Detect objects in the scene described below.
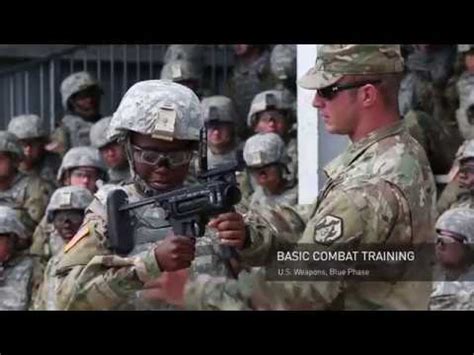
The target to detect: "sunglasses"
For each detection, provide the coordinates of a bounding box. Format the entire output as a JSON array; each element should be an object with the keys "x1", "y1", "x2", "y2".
[
  {"x1": 317, "y1": 80, "x2": 382, "y2": 100},
  {"x1": 436, "y1": 231, "x2": 467, "y2": 246}
]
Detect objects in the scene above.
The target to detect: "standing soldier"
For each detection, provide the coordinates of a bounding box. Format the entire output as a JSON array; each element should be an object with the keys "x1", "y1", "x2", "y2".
[
  {"x1": 270, "y1": 44, "x2": 297, "y2": 96},
  {"x1": 53, "y1": 80, "x2": 238, "y2": 310},
  {"x1": 32, "y1": 186, "x2": 93, "y2": 310},
  {"x1": 149, "y1": 45, "x2": 437, "y2": 311},
  {"x1": 0, "y1": 206, "x2": 34, "y2": 310},
  {"x1": 90, "y1": 116, "x2": 131, "y2": 184},
  {"x1": 225, "y1": 44, "x2": 275, "y2": 140},
  {"x1": 8, "y1": 114, "x2": 61, "y2": 188},
  {"x1": 430, "y1": 208, "x2": 474, "y2": 310},
  {"x1": 49, "y1": 71, "x2": 103, "y2": 155}
]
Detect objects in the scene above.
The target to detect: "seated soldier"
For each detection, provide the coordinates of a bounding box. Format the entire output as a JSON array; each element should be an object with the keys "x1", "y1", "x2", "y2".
[
  {"x1": 7, "y1": 114, "x2": 61, "y2": 188},
  {"x1": 32, "y1": 186, "x2": 93, "y2": 310},
  {"x1": 243, "y1": 132, "x2": 297, "y2": 211},
  {"x1": 0, "y1": 131, "x2": 53, "y2": 249},
  {"x1": 437, "y1": 139, "x2": 474, "y2": 215},
  {"x1": 29, "y1": 146, "x2": 107, "y2": 267},
  {"x1": 430, "y1": 207, "x2": 474, "y2": 310},
  {"x1": 0, "y1": 206, "x2": 34, "y2": 310},
  {"x1": 241, "y1": 89, "x2": 297, "y2": 200},
  {"x1": 201, "y1": 96, "x2": 243, "y2": 169},
  {"x1": 90, "y1": 116, "x2": 131, "y2": 184}
]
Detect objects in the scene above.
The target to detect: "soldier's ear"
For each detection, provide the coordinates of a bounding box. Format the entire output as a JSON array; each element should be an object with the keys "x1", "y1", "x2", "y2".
[{"x1": 359, "y1": 84, "x2": 378, "y2": 108}]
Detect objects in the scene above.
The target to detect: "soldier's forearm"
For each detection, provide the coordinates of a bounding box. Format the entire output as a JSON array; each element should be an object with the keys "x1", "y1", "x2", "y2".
[{"x1": 56, "y1": 249, "x2": 162, "y2": 310}]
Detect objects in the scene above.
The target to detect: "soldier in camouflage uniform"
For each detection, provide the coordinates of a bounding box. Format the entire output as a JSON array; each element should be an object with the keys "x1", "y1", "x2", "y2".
[
  {"x1": 430, "y1": 208, "x2": 474, "y2": 310},
  {"x1": 201, "y1": 95, "x2": 243, "y2": 169},
  {"x1": 241, "y1": 89, "x2": 298, "y2": 201},
  {"x1": 225, "y1": 45, "x2": 275, "y2": 140},
  {"x1": 444, "y1": 45, "x2": 474, "y2": 128},
  {"x1": 29, "y1": 146, "x2": 107, "y2": 271},
  {"x1": 455, "y1": 85, "x2": 474, "y2": 141},
  {"x1": 400, "y1": 49, "x2": 463, "y2": 177},
  {"x1": 149, "y1": 45, "x2": 437, "y2": 310},
  {"x1": 160, "y1": 59, "x2": 203, "y2": 97},
  {"x1": 7, "y1": 114, "x2": 61, "y2": 188},
  {"x1": 270, "y1": 44, "x2": 297, "y2": 96},
  {"x1": 437, "y1": 139, "x2": 474, "y2": 215},
  {"x1": 242, "y1": 132, "x2": 297, "y2": 211},
  {"x1": 0, "y1": 206, "x2": 34, "y2": 310},
  {"x1": 90, "y1": 116, "x2": 131, "y2": 185},
  {"x1": 53, "y1": 80, "x2": 239, "y2": 310},
  {"x1": 48, "y1": 72, "x2": 103, "y2": 156},
  {"x1": 32, "y1": 186, "x2": 93, "y2": 310},
  {"x1": 0, "y1": 131, "x2": 53, "y2": 248}
]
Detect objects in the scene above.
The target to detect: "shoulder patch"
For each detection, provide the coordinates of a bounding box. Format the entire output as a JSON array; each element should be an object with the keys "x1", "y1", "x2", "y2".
[
  {"x1": 64, "y1": 225, "x2": 90, "y2": 253},
  {"x1": 314, "y1": 215, "x2": 343, "y2": 244}
]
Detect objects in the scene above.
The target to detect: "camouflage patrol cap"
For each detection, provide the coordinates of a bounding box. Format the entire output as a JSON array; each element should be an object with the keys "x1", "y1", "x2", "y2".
[
  {"x1": 458, "y1": 45, "x2": 474, "y2": 53},
  {"x1": 8, "y1": 114, "x2": 46, "y2": 140},
  {"x1": 60, "y1": 71, "x2": 100, "y2": 109},
  {"x1": 0, "y1": 206, "x2": 27, "y2": 241},
  {"x1": 436, "y1": 207, "x2": 474, "y2": 244},
  {"x1": 90, "y1": 116, "x2": 115, "y2": 149},
  {"x1": 298, "y1": 45, "x2": 404, "y2": 90},
  {"x1": 0, "y1": 131, "x2": 24, "y2": 159},
  {"x1": 163, "y1": 45, "x2": 204, "y2": 66},
  {"x1": 108, "y1": 80, "x2": 203, "y2": 142},
  {"x1": 270, "y1": 45, "x2": 296, "y2": 81},
  {"x1": 57, "y1": 146, "x2": 107, "y2": 181},
  {"x1": 46, "y1": 186, "x2": 93, "y2": 216},
  {"x1": 201, "y1": 96, "x2": 237, "y2": 124},
  {"x1": 247, "y1": 89, "x2": 295, "y2": 127},
  {"x1": 160, "y1": 59, "x2": 201, "y2": 82},
  {"x1": 243, "y1": 132, "x2": 287, "y2": 167}
]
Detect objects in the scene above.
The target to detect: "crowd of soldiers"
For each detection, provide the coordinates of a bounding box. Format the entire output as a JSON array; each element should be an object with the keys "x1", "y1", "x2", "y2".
[{"x1": 0, "y1": 44, "x2": 472, "y2": 311}]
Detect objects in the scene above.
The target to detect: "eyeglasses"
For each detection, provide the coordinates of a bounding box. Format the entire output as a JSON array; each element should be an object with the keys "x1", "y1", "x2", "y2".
[
  {"x1": 131, "y1": 144, "x2": 193, "y2": 168},
  {"x1": 317, "y1": 80, "x2": 382, "y2": 100},
  {"x1": 53, "y1": 210, "x2": 85, "y2": 226},
  {"x1": 70, "y1": 169, "x2": 99, "y2": 180},
  {"x1": 206, "y1": 121, "x2": 234, "y2": 131}
]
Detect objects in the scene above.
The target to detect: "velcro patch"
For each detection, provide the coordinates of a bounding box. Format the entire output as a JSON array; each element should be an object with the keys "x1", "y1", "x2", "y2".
[
  {"x1": 64, "y1": 225, "x2": 90, "y2": 253},
  {"x1": 314, "y1": 215, "x2": 343, "y2": 244}
]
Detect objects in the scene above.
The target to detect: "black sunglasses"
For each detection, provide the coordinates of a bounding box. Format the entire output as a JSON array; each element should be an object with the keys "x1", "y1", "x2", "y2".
[{"x1": 317, "y1": 80, "x2": 382, "y2": 100}]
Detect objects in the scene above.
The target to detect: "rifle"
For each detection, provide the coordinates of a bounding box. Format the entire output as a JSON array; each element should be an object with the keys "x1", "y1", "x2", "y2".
[{"x1": 107, "y1": 162, "x2": 242, "y2": 257}]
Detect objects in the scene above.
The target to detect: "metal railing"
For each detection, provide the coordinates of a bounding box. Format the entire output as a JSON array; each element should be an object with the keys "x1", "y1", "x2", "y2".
[{"x1": 0, "y1": 44, "x2": 234, "y2": 131}]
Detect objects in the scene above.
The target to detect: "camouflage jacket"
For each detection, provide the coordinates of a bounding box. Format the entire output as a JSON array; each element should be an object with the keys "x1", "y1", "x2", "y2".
[
  {"x1": 225, "y1": 52, "x2": 275, "y2": 139},
  {"x1": 53, "y1": 182, "x2": 238, "y2": 310},
  {"x1": 183, "y1": 121, "x2": 437, "y2": 310},
  {"x1": 0, "y1": 172, "x2": 53, "y2": 239},
  {"x1": 248, "y1": 184, "x2": 298, "y2": 211},
  {"x1": 403, "y1": 109, "x2": 462, "y2": 175},
  {"x1": 0, "y1": 255, "x2": 34, "y2": 310},
  {"x1": 50, "y1": 114, "x2": 94, "y2": 156},
  {"x1": 32, "y1": 252, "x2": 63, "y2": 310},
  {"x1": 21, "y1": 152, "x2": 61, "y2": 189},
  {"x1": 430, "y1": 265, "x2": 474, "y2": 310},
  {"x1": 107, "y1": 166, "x2": 132, "y2": 185}
]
